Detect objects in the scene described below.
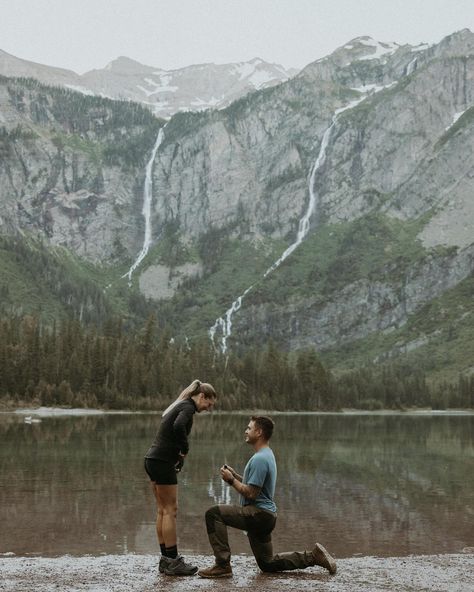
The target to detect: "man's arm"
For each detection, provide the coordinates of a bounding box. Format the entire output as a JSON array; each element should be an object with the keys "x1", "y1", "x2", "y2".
[
  {"x1": 231, "y1": 480, "x2": 261, "y2": 501},
  {"x1": 220, "y1": 466, "x2": 261, "y2": 500}
]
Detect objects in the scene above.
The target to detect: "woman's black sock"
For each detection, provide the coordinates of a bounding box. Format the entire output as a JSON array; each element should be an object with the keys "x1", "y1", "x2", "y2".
[
  {"x1": 166, "y1": 545, "x2": 178, "y2": 559},
  {"x1": 160, "y1": 543, "x2": 167, "y2": 556}
]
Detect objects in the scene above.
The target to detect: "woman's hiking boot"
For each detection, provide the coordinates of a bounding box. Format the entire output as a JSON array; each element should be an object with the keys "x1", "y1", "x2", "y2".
[
  {"x1": 163, "y1": 555, "x2": 198, "y2": 576},
  {"x1": 159, "y1": 556, "x2": 172, "y2": 573}
]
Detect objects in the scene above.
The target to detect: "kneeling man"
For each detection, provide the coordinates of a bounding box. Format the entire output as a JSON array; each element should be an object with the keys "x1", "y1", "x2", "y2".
[{"x1": 198, "y1": 415, "x2": 336, "y2": 578}]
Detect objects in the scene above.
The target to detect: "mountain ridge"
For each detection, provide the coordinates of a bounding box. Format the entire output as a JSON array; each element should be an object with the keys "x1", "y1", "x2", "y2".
[
  {"x1": 0, "y1": 30, "x2": 473, "y2": 382},
  {"x1": 0, "y1": 49, "x2": 296, "y2": 117}
]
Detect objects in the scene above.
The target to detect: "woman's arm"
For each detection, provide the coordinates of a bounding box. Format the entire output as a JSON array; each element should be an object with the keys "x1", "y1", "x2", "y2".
[{"x1": 172, "y1": 405, "x2": 194, "y2": 454}]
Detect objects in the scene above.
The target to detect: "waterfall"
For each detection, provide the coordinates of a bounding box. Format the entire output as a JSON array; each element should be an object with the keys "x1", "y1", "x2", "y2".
[
  {"x1": 122, "y1": 125, "x2": 165, "y2": 283},
  {"x1": 406, "y1": 57, "x2": 417, "y2": 76},
  {"x1": 209, "y1": 96, "x2": 366, "y2": 353},
  {"x1": 209, "y1": 286, "x2": 253, "y2": 352}
]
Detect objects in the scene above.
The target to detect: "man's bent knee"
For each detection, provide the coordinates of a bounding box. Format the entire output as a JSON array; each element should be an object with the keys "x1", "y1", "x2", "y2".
[{"x1": 205, "y1": 505, "x2": 221, "y2": 534}]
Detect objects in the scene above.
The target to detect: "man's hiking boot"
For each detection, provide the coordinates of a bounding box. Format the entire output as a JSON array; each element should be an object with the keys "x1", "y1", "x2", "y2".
[
  {"x1": 198, "y1": 563, "x2": 233, "y2": 578},
  {"x1": 312, "y1": 542, "x2": 337, "y2": 575},
  {"x1": 159, "y1": 556, "x2": 172, "y2": 573},
  {"x1": 163, "y1": 555, "x2": 198, "y2": 576}
]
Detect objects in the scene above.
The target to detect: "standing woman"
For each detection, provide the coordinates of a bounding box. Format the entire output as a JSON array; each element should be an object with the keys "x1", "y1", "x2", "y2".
[{"x1": 144, "y1": 379, "x2": 217, "y2": 576}]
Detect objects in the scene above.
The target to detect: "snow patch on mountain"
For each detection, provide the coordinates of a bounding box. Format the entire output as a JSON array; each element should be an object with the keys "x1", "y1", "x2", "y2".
[
  {"x1": 357, "y1": 38, "x2": 400, "y2": 60},
  {"x1": 190, "y1": 96, "x2": 222, "y2": 107},
  {"x1": 411, "y1": 43, "x2": 431, "y2": 53},
  {"x1": 445, "y1": 109, "x2": 468, "y2": 130},
  {"x1": 351, "y1": 82, "x2": 396, "y2": 93},
  {"x1": 64, "y1": 84, "x2": 96, "y2": 96}
]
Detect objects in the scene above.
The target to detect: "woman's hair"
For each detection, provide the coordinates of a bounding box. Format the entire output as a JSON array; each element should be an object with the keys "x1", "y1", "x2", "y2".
[{"x1": 162, "y1": 379, "x2": 217, "y2": 416}]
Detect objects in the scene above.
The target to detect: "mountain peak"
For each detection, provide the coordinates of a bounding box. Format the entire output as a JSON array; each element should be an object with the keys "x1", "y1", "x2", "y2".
[
  {"x1": 348, "y1": 35, "x2": 376, "y2": 44},
  {"x1": 104, "y1": 56, "x2": 153, "y2": 73},
  {"x1": 433, "y1": 28, "x2": 474, "y2": 58},
  {"x1": 342, "y1": 37, "x2": 399, "y2": 52}
]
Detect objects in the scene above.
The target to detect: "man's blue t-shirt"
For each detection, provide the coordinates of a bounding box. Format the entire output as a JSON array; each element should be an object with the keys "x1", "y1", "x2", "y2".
[{"x1": 241, "y1": 446, "x2": 277, "y2": 513}]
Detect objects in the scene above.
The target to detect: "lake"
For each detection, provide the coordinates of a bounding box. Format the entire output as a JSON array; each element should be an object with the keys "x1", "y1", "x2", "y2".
[{"x1": 0, "y1": 411, "x2": 473, "y2": 558}]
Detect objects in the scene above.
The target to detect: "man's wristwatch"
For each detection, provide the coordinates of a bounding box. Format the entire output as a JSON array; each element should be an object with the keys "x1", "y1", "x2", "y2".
[{"x1": 228, "y1": 477, "x2": 234, "y2": 485}]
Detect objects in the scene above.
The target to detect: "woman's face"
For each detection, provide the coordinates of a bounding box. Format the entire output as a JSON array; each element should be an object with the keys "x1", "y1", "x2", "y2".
[{"x1": 195, "y1": 392, "x2": 216, "y2": 412}]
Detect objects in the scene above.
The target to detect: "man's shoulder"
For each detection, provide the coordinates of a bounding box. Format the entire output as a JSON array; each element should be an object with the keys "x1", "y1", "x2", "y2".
[{"x1": 252, "y1": 447, "x2": 276, "y2": 465}]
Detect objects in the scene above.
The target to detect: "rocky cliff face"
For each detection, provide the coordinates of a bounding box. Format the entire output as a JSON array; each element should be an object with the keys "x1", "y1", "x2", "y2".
[
  {"x1": 1, "y1": 30, "x2": 474, "y2": 372},
  {"x1": 142, "y1": 31, "x2": 474, "y2": 357},
  {"x1": 151, "y1": 31, "x2": 474, "y2": 238},
  {"x1": 238, "y1": 244, "x2": 474, "y2": 351},
  {"x1": 0, "y1": 79, "x2": 162, "y2": 262}
]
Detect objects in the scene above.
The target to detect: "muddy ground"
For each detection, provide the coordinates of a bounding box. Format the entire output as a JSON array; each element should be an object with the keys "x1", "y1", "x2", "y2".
[{"x1": 1, "y1": 552, "x2": 473, "y2": 592}]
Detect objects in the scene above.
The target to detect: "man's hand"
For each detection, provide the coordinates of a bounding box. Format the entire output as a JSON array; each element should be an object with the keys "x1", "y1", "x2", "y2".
[
  {"x1": 220, "y1": 466, "x2": 234, "y2": 484},
  {"x1": 223, "y1": 464, "x2": 236, "y2": 476}
]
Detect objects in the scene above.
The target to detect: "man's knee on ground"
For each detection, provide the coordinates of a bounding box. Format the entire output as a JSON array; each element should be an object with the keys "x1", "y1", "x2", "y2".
[
  {"x1": 256, "y1": 559, "x2": 279, "y2": 573},
  {"x1": 205, "y1": 505, "x2": 221, "y2": 534}
]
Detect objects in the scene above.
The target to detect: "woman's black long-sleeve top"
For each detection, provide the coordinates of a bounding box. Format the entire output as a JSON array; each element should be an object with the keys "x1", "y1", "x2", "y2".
[{"x1": 145, "y1": 399, "x2": 197, "y2": 463}]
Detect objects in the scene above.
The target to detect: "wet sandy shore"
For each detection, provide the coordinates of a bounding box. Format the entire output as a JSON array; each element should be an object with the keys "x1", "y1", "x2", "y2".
[{"x1": 1, "y1": 552, "x2": 473, "y2": 592}]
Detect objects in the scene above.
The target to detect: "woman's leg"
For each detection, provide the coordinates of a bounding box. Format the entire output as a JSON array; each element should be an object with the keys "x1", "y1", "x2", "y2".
[
  {"x1": 151, "y1": 482, "x2": 164, "y2": 547},
  {"x1": 155, "y1": 484, "x2": 178, "y2": 549},
  {"x1": 154, "y1": 483, "x2": 197, "y2": 576}
]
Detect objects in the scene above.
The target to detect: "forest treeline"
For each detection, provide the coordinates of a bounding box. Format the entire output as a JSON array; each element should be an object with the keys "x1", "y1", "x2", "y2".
[{"x1": 0, "y1": 314, "x2": 472, "y2": 411}]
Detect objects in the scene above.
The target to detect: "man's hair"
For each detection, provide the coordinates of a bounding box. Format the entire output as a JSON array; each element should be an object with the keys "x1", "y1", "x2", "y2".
[{"x1": 251, "y1": 415, "x2": 274, "y2": 441}]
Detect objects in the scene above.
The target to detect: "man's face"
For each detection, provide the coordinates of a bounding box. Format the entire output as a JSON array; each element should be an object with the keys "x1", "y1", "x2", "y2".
[{"x1": 245, "y1": 420, "x2": 261, "y2": 445}]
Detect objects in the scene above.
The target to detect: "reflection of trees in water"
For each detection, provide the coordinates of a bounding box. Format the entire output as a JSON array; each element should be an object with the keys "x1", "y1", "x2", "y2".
[
  {"x1": 0, "y1": 414, "x2": 160, "y2": 555},
  {"x1": 0, "y1": 414, "x2": 473, "y2": 556}
]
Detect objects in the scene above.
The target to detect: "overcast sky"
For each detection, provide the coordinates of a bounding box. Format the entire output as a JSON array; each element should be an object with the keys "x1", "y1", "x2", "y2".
[{"x1": 1, "y1": 0, "x2": 473, "y2": 73}]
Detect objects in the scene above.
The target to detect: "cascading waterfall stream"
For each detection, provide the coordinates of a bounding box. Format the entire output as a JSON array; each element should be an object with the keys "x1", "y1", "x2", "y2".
[
  {"x1": 209, "y1": 92, "x2": 390, "y2": 353},
  {"x1": 406, "y1": 57, "x2": 417, "y2": 76},
  {"x1": 122, "y1": 125, "x2": 165, "y2": 283}
]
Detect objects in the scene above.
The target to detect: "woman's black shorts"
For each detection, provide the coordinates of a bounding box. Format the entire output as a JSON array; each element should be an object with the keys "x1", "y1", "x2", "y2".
[{"x1": 144, "y1": 458, "x2": 177, "y2": 485}]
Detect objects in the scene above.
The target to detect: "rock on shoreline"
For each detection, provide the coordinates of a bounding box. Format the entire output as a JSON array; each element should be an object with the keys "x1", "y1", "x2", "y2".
[{"x1": 1, "y1": 553, "x2": 473, "y2": 592}]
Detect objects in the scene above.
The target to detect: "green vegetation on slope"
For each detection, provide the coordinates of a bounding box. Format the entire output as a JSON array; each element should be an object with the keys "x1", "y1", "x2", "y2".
[
  {"x1": 149, "y1": 226, "x2": 287, "y2": 339},
  {"x1": 248, "y1": 213, "x2": 429, "y2": 306},
  {"x1": 0, "y1": 235, "x2": 156, "y2": 327},
  {"x1": 3, "y1": 76, "x2": 165, "y2": 170}
]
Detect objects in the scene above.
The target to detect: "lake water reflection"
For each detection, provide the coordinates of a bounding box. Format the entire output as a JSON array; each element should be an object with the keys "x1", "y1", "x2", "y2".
[{"x1": 0, "y1": 412, "x2": 473, "y2": 558}]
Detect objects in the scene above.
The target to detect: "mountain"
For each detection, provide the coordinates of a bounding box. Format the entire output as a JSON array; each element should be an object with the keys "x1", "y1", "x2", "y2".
[
  {"x1": 0, "y1": 30, "x2": 474, "y2": 383},
  {"x1": 0, "y1": 49, "x2": 296, "y2": 117},
  {"x1": 0, "y1": 49, "x2": 81, "y2": 86}
]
